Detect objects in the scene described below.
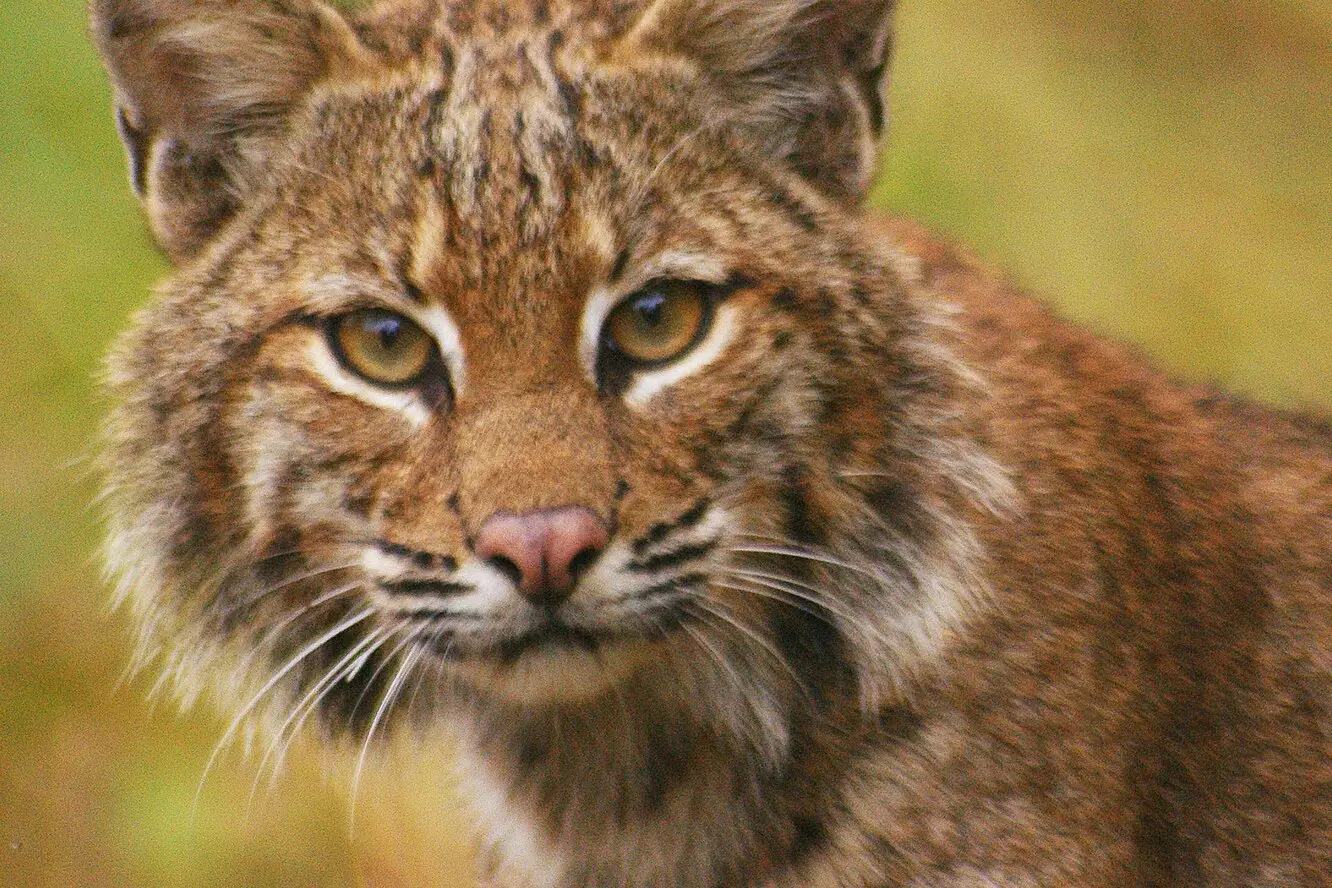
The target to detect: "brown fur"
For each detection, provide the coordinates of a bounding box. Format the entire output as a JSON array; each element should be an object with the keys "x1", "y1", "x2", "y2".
[{"x1": 92, "y1": 1, "x2": 1332, "y2": 885}]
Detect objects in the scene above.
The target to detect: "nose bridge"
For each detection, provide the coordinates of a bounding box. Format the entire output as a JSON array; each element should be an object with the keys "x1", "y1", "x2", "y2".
[{"x1": 453, "y1": 385, "x2": 616, "y2": 527}]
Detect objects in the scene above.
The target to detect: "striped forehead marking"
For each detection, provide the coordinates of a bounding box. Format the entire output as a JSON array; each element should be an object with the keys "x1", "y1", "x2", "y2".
[{"x1": 426, "y1": 34, "x2": 582, "y2": 241}]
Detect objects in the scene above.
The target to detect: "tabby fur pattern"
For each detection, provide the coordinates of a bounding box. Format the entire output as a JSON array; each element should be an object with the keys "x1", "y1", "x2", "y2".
[{"x1": 92, "y1": 0, "x2": 1332, "y2": 885}]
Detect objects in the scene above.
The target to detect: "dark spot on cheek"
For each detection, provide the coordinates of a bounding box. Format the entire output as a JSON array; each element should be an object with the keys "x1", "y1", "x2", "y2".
[
  {"x1": 518, "y1": 166, "x2": 542, "y2": 210},
  {"x1": 866, "y1": 478, "x2": 928, "y2": 542},
  {"x1": 609, "y1": 248, "x2": 631, "y2": 282},
  {"x1": 817, "y1": 289, "x2": 838, "y2": 319},
  {"x1": 515, "y1": 728, "x2": 550, "y2": 769},
  {"x1": 167, "y1": 507, "x2": 215, "y2": 566},
  {"x1": 773, "y1": 330, "x2": 794, "y2": 351},
  {"x1": 446, "y1": 493, "x2": 461, "y2": 514},
  {"x1": 418, "y1": 157, "x2": 437, "y2": 179},
  {"x1": 772, "y1": 288, "x2": 799, "y2": 311},
  {"x1": 769, "y1": 593, "x2": 852, "y2": 715},
  {"x1": 615, "y1": 479, "x2": 631, "y2": 501},
  {"x1": 344, "y1": 490, "x2": 374, "y2": 518},
  {"x1": 790, "y1": 815, "x2": 830, "y2": 863},
  {"x1": 724, "y1": 272, "x2": 756, "y2": 293},
  {"x1": 640, "y1": 735, "x2": 691, "y2": 814},
  {"x1": 828, "y1": 432, "x2": 854, "y2": 464},
  {"x1": 781, "y1": 465, "x2": 822, "y2": 546},
  {"x1": 876, "y1": 703, "x2": 923, "y2": 744}
]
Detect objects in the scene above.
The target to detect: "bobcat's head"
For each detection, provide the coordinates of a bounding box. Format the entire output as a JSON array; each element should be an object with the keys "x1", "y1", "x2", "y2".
[{"x1": 95, "y1": 0, "x2": 1004, "y2": 750}]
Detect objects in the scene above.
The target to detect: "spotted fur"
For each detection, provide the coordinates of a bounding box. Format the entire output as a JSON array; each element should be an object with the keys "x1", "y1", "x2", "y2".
[{"x1": 93, "y1": 1, "x2": 1332, "y2": 885}]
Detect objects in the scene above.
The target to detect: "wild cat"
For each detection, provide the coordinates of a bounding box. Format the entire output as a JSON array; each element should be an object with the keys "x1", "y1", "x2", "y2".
[{"x1": 91, "y1": 0, "x2": 1332, "y2": 885}]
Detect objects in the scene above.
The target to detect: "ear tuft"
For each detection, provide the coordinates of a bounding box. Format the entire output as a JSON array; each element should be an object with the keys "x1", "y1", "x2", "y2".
[
  {"x1": 91, "y1": 0, "x2": 367, "y2": 260},
  {"x1": 627, "y1": 0, "x2": 896, "y2": 201}
]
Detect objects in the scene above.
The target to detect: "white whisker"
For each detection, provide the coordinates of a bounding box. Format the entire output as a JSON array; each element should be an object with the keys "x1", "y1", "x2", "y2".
[
  {"x1": 687, "y1": 595, "x2": 812, "y2": 705},
  {"x1": 349, "y1": 632, "x2": 425, "y2": 831},
  {"x1": 217, "y1": 561, "x2": 362, "y2": 623},
  {"x1": 253, "y1": 625, "x2": 391, "y2": 799},
  {"x1": 194, "y1": 606, "x2": 374, "y2": 817},
  {"x1": 717, "y1": 566, "x2": 861, "y2": 628},
  {"x1": 728, "y1": 540, "x2": 876, "y2": 578}
]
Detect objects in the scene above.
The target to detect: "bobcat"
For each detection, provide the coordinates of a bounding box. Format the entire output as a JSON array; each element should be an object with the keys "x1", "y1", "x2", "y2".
[{"x1": 92, "y1": 0, "x2": 1332, "y2": 885}]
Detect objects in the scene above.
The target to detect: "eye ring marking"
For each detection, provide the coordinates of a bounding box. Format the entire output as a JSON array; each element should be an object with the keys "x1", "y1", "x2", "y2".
[
  {"x1": 327, "y1": 308, "x2": 436, "y2": 388},
  {"x1": 597, "y1": 279, "x2": 717, "y2": 385}
]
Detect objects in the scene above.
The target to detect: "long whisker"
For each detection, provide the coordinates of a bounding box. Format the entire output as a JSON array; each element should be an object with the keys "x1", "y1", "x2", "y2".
[
  {"x1": 711, "y1": 568, "x2": 839, "y2": 627},
  {"x1": 720, "y1": 569, "x2": 891, "y2": 651},
  {"x1": 194, "y1": 605, "x2": 374, "y2": 817},
  {"x1": 717, "y1": 566, "x2": 862, "y2": 627},
  {"x1": 403, "y1": 625, "x2": 450, "y2": 724},
  {"x1": 232, "y1": 582, "x2": 364, "y2": 680},
  {"x1": 677, "y1": 619, "x2": 748, "y2": 697},
  {"x1": 253, "y1": 625, "x2": 392, "y2": 799},
  {"x1": 341, "y1": 619, "x2": 415, "y2": 731},
  {"x1": 215, "y1": 561, "x2": 363, "y2": 625},
  {"x1": 349, "y1": 633, "x2": 425, "y2": 830},
  {"x1": 192, "y1": 544, "x2": 352, "y2": 599},
  {"x1": 686, "y1": 594, "x2": 813, "y2": 705},
  {"x1": 728, "y1": 540, "x2": 877, "y2": 579}
]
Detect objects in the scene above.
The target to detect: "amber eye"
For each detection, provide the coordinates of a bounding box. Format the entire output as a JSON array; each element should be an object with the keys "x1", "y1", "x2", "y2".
[
  {"x1": 330, "y1": 309, "x2": 434, "y2": 386},
  {"x1": 603, "y1": 281, "x2": 711, "y2": 367}
]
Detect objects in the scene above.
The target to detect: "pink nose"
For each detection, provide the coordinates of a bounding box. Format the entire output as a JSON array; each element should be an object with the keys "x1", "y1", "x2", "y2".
[{"x1": 473, "y1": 507, "x2": 610, "y2": 605}]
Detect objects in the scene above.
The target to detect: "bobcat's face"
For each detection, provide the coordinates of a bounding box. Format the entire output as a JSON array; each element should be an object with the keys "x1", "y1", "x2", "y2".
[
  {"x1": 99, "y1": 0, "x2": 986, "y2": 737},
  {"x1": 221, "y1": 62, "x2": 845, "y2": 702}
]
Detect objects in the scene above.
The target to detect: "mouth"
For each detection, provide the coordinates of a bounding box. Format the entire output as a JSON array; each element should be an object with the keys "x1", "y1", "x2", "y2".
[
  {"x1": 418, "y1": 598, "x2": 697, "y2": 668},
  {"x1": 405, "y1": 593, "x2": 704, "y2": 704},
  {"x1": 492, "y1": 617, "x2": 603, "y2": 664}
]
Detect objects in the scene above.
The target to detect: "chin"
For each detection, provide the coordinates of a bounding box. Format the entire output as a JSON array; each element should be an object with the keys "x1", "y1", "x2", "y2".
[{"x1": 445, "y1": 636, "x2": 656, "y2": 706}]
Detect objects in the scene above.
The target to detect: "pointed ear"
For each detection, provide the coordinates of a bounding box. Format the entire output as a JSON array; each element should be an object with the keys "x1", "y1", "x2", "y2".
[
  {"x1": 626, "y1": 0, "x2": 896, "y2": 201},
  {"x1": 90, "y1": 0, "x2": 367, "y2": 260}
]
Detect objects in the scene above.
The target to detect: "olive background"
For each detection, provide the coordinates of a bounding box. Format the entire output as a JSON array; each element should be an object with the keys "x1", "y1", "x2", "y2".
[{"x1": 1, "y1": 1, "x2": 1329, "y2": 885}]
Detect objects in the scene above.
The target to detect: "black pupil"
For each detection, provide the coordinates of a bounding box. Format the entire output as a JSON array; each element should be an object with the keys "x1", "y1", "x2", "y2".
[
  {"x1": 634, "y1": 292, "x2": 667, "y2": 328},
  {"x1": 370, "y1": 316, "x2": 403, "y2": 350}
]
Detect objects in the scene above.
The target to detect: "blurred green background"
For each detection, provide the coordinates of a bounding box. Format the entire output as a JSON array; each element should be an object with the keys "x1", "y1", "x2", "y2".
[{"x1": 1, "y1": 0, "x2": 1328, "y2": 885}]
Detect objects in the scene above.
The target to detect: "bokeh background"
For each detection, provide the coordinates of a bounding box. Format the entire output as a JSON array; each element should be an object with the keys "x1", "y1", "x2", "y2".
[{"x1": 1, "y1": 0, "x2": 1329, "y2": 885}]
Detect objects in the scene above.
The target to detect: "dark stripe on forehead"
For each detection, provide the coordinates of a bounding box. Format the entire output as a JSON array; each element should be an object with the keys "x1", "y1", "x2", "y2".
[
  {"x1": 402, "y1": 275, "x2": 427, "y2": 304},
  {"x1": 424, "y1": 31, "x2": 583, "y2": 246},
  {"x1": 545, "y1": 30, "x2": 582, "y2": 122},
  {"x1": 753, "y1": 169, "x2": 823, "y2": 234}
]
